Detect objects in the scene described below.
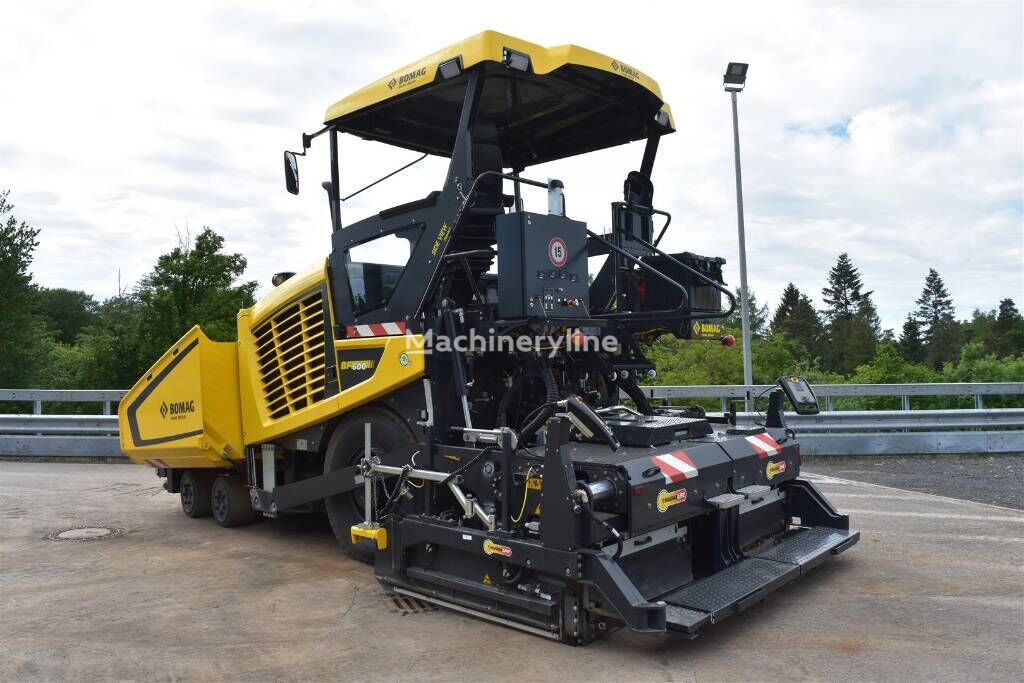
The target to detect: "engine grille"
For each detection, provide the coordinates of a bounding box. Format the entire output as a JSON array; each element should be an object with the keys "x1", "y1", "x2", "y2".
[{"x1": 252, "y1": 290, "x2": 327, "y2": 420}]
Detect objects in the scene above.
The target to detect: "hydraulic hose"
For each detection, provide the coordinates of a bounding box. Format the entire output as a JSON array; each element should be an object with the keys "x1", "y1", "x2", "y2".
[
  {"x1": 516, "y1": 362, "x2": 559, "y2": 446},
  {"x1": 617, "y1": 375, "x2": 654, "y2": 415},
  {"x1": 497, "y1": 369, "x2": 532, "y2": 428}
]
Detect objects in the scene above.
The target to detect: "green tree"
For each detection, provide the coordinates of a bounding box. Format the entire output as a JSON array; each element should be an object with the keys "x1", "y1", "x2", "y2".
[
  {"x1": 135, "y1": 227, "x2": 257, "y2": 366},
  {"x1": 646, "y1": 333, "x2": 743, "y2": 387},
  {"x1": 914, "y1": 268, "x2": 955, "y2": 335},
  {"x1": 0, "y1": 190, "x2": 46, "y2": 388},
  {"x1": 35, "y1": 287, "x2": 97, "y2": 344},
  {"x1": 820, "y1": 253, "x2": 878, "y2": 374},
  {"x1": 896, "y1": 314, "x2": 925, "y2": 364},
  {"x1": 769, "y1": 283, "x2": 823, "y2": 360},
  {"x1": 942, "y1": 342, "x2": 1024, "y2": 408},
  {"x1": 753, "y1": 333, "x2": 799, "y2": 384},
  {"x1": 821, "y1": 252, "x2": 871, "y2": 322},
  {"x1": 993, "y1": 298, "x2": 1024, "y2": 357},
  {"x1": 847, "y1": 298, "x2": 881, "y2": 366},
  {"x1": 77, "y1": 295, "x2": 147, "y2": 389},
  {"x1": 723, "y1": 287, "x2": 769, "y2": 339},
  {"x1": 845, "y1": 343, "x2": 940, "y2": 409},
  {"x1": 914, "y1": 269, "x2": 961, "y2": 368}
]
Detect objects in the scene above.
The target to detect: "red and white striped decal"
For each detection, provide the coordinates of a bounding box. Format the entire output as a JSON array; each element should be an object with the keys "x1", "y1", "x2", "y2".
[
  {"x1": 650, "y1": 451, "x2": 699, "y2": 484},
  {"x1": 745, "y1": 433, "x2": 782, "y2": 459},
  {"x1": 345, "y1": 321, "x2": 407, "y2": 338},
  {"x1": 145, "y1": 458, "x2": 170, "y2": 469}
]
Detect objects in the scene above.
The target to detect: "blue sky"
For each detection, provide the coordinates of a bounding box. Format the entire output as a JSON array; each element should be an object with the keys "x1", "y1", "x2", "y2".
[{"x1": 1, "y1": 0, "x2": 1021, "y2": 331}]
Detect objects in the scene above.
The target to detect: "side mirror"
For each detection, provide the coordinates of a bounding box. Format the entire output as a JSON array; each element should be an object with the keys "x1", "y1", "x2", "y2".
[{"x1": 284, "y1": 151, "x2": 299, "y2": 195}]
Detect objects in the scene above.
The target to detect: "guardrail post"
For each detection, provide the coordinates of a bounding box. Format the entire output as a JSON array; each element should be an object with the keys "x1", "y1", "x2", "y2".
[
  {"x1": 720, "y1": 397, "x2": 727, "y2": 413},
  {"x1": 103, "y1": 401, "x2": 111, "y2": 415},
  {"x1": 901, "y1": 395, "x2": 910, "y2": 411},
  {"x1": 825, "y1": 396, "x2": 834, "y2": 412},
  {"x1": 974, "y1": 394, "x2": 984, "y2": 410},
  {"x1": 33, "y1": 400, "x2": 42, "y2": 415}
]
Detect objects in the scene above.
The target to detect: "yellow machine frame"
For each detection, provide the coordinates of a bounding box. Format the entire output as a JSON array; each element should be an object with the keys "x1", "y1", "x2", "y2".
[{"x1": 118, "y1": 260, "x2": 425, "y2": 468}]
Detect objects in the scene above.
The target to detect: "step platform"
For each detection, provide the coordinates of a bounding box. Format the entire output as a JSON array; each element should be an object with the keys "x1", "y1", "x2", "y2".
[{"x1": 660, "y1": 526, "x2": 859, "y2": 633}]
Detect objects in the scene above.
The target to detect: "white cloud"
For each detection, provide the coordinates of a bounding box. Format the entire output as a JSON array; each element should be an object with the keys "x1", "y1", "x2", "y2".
[{"x1": 1, "y1": 0, "x2": 1021, "y2": 330}]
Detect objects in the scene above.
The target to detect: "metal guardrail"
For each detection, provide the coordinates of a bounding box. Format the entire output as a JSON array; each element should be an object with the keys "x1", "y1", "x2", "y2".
[
  {"x1": 640, "y1": 382, "x2": 1024, "y2": 411},
  {"x1": 645, "y1": 383, "x2": 1024, "y2": 456},
  {"x1": 0, "y1": 389, "x2": 125, "y2": 458},
  {"x1": 1, "y1": 385, "x2": 1022, "y2": 458}
]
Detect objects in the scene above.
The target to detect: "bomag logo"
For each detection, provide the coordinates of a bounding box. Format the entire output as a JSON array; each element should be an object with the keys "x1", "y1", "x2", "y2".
[
  {"x1": 388, "y1": 66, "x2": 427, "y2": 90},
  {"x1": 656, "y1": 488, "x2": 687, "y2": 513},
  {"x1": 339, "y1": 359, "x2": 375, "y2": 371},
  {"x1": 766, "y1": 460, "x2": 787, "y2": 480},
  {"x1": 692, "y1": 321, "x2": 723, "y2": 338},
  {"x1": 611, "y1": 59, "x2": 641, "y2": 81},
  {"x1": 482, "y1": 539, "x2": 512, "y2": 558},
  {"x1": 160, "y1": 400, "x2": 195, "y2": 421}
]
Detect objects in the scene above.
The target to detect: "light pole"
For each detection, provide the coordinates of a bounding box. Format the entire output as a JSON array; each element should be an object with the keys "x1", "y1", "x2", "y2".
[{"x1": 724, "y1": 62, "x2": 753, "y2": 408}]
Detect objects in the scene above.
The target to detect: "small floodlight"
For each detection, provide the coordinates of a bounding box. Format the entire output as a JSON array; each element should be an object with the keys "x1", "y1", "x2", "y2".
[
  {"x1": 723, "y1": 62, "x2": 748, "y2": 92},
  {"x1": 502, "y1": 48, "x2": 530, "y2": 72},
  {"x1": 438, "y1": 57, "x2": 463, "y2": 80}
]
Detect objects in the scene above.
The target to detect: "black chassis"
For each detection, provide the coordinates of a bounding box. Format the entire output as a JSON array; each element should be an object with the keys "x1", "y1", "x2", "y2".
[{"x1": 243, "y1": 407, "x2": 857, "y2": 643}]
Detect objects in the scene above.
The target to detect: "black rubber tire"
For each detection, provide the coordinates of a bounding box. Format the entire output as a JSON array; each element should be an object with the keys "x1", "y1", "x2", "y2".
[
  {"x1": 211, "y1": 475, "x2": 258, "y2": 528},
  {"x1": 323, "y1": 407, "x2": 416, "y2": 563},
  {"x1": 180, "y1": 469, "x2": 214, "y2": 518}
]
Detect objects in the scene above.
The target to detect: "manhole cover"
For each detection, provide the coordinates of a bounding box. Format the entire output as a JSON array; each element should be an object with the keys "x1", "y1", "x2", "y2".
[{"x1": 45, "y1": 526, "x2": 126, "y2": 542}]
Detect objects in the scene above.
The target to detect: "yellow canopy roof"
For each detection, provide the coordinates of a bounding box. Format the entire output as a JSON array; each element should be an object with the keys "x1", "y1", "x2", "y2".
[
  {"x1": 325, "y1": 30, "x2": 674, "y2": 127},
  {"x1": 322, "y1": 31, "x2": 674, "y2": 167}
]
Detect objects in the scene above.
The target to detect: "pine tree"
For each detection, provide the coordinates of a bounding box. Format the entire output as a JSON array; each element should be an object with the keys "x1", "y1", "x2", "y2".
[
  {"x1": 820, "y1": 253, "x2": 878, "y2": 374},
  {"x1": 896, "y1": 314, "x2": 925, "y2": 364},
  {"x1": 821, "y1": 253, "x2": 872, "y2": 322},
  {"x1": 992, "y1": 298, "x2": 1024, "y2": 357},
  {"x1": 927, "y1": 317, "x2": 962, "y2": 369},
  {"x1": 0, "y1": 190, "x2": 46, "y2": 387},
  {"x1": 770, "y1": 283, "x2": 823, "y2": 358},
  {"x1": 847, "y1": 298, "x2": 880, "y2": 370},
  {"x1": 913, "y1": 269, "x2": 960, "y2": 368},
  {"x1": 914, "y1": 268, "x2": 955, "y2": 339}
]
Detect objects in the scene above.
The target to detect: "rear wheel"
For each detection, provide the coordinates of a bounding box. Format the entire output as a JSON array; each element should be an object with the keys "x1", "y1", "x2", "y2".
[
  {"x1": 324, "y1": 407, "x2": 416, "y2": 563},
  {"x1": 211, "y1": 476, "x2": 257, "y2": 527},
  {"x1": 180, "y1": 470, "x2": 213, "y2": 518}
]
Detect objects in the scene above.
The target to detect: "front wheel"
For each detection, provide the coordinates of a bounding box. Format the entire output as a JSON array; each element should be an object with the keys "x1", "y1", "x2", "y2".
[{"x1": 323, "y1": 407, "x2": 416, "y2": 563}]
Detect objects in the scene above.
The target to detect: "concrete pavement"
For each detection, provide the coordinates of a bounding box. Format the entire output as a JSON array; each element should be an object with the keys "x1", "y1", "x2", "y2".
[{"x1": 1, "y1": 462, "x2": 1021, "y2": 681}]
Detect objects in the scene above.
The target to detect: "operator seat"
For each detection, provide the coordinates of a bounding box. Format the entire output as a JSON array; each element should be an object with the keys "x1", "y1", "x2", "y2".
[
  {"x1": 620, "y1": 170, "x2": 655, "y2": 244},
  {"x1": 445, "y1": 121, "x2": 511, "y2": 305},
  {"x1": 467, "y1": 121, "x2": 513, "y2": 217}
]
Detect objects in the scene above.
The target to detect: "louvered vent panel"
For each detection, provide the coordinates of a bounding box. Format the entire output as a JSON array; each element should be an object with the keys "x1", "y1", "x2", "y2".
[{"x1": 252, "y1": 290, "x2": 326, "y2": 420}]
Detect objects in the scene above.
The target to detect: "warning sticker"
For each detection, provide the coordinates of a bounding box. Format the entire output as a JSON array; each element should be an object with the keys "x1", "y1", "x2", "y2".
[
  {"x1": 650, "y1": 451, "x2": 699, "y2": 484},
  {"x1": 745, "y1": 433, "x2": 782, "y2": 460},
  {"x1": 548, "y1": 237, "x2": 568, "y2": 267}
]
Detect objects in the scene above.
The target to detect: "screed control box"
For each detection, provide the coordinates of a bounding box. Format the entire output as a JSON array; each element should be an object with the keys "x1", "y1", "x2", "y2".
[{"x1": 496, "y1": 212, "x2": 589, "y2": 319}]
